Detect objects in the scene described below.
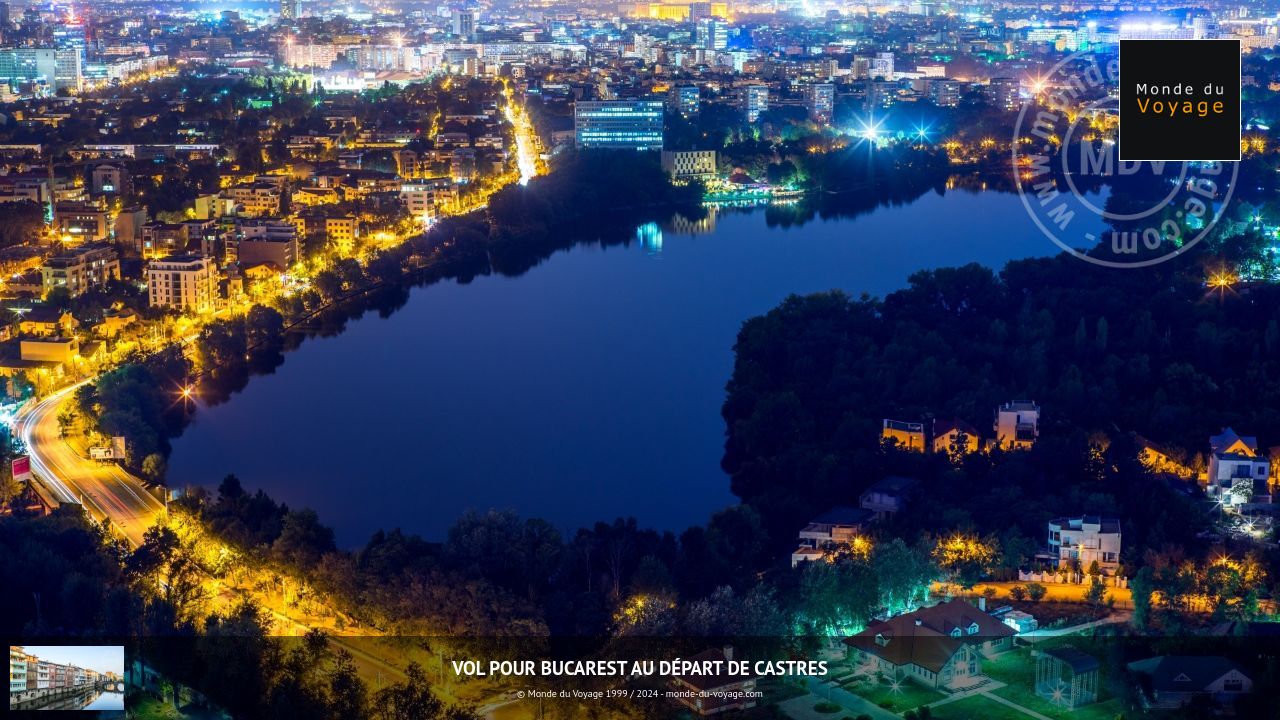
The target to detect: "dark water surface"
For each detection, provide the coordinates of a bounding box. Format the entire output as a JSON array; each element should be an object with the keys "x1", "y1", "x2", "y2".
[{"x1": 169, "y1": 189, "x2": 1107, "y2": 545}]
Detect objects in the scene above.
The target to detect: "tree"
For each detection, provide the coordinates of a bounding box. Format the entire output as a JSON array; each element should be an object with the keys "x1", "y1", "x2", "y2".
[
  {"x1": 1084, "y1": 576, "x2": 1108, "y2": 607},
  {"x1": 1131, "y1": 566, "x2": 1154, "y2": 630},
  {"x1": 0, "y1": 471, "x2": 20, "y2": 509},
  {"x1": 1009, "y1": 585, "x2": 1027, "y2": 602},
  {"x1": 0, "y1": 200, "x2": 44, "y2": 247},
  {"x1": 1025, "y1": 582, "x2": 1047, "y2": 603},
  {"x1": 871, "y1": 538, "x2": 935, "y2": 615},
  {"x1": 272, "y1": 509, "x2": 337, "y2": 570},
  {"x1": 932, "y1": 533, "x2": 997, "y2": 591},
  {"x1": 372, "y1": 662, "x2": 443, "y2": 720},
  {"x1": 141, "y1": 453, "x2": 167, "y2": 483},
  {"x1": 329, "y1": 649, "x2": 369, "y2": 720}
]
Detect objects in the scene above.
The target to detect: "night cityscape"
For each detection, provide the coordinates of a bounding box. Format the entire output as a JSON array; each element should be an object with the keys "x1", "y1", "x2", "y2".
[{"x1": 1, "y1": 0, "x2": 1280, "y2": 718}]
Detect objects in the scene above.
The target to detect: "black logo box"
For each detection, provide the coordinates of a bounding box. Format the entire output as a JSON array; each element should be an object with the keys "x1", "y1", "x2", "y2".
[{"x1": 1118, "y1": 38, "x2": 1241, "y2": 162}]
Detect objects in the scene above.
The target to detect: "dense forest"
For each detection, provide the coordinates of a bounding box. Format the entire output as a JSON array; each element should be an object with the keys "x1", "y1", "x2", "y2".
[{"x1": 720, "y1": 251, "x2": 1280, "y2": 559}]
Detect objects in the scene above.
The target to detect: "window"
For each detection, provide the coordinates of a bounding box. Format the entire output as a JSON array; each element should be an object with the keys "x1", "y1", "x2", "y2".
[
  {"x1": 968, "y1": 623, "x2": 979, "y2": 635},
  {"x1": 1224, "y1": 677, "x2": 1243, "y2": 692},
  {"x1": 950, "y1": 628, "x2": 961, "y2": 638}
]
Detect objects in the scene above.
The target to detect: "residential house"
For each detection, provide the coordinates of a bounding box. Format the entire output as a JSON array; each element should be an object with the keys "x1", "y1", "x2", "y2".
[
  {"x1": 845, "y1": 599, "x2": 1015, "y2": 691},
  {"x1": 18, "y1": 306, "x2": 78, "y2": 337},
  {"x1": 860, "y1": 475, "x2": 919, "y2": 520},
  {"x1": 791, "y1": 506, "x2": 872, "y2": 567},
  {"x1": 669, "y1": 646, "x2": 758, "y2": 715},
  {"x1": 92, "y1": 307, "x2": 137, "y2": 338},
  {"x1": 1047, "y1": 516, "x2": 1121, "y2": 577},
  {"x1": 1127, "y1": 656, "x2": 1252, "y2": 710},
  {"x1": 20, "y1": 336, "x2": 79, "y2": 365},
  {"x1": 1207, "y1": 428, "x2": 1270, "y2": 508},
  {"x1": 932, "y1": 418, "x2": 981, "y2": 454},
  {"x1": 10, "y1": 645, "x2": 27, "y2": 693},
  {"x1": 882, "y1": 418, "x2": 926, "y2": 452},
  {"x1": 994, "y1": 401, "x2": 1039, "y2": 449}
]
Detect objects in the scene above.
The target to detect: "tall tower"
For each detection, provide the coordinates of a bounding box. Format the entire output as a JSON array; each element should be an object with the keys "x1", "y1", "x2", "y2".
[
  {"x1": 280, "y1": 0, "x2": 301, "y2": 21},
  {"x1": 451, "y1": 9, "x2": 475, "y2": 41}
]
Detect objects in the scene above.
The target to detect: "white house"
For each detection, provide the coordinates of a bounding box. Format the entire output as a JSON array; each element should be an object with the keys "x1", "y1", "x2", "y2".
[
  {"x1": 1047, "y1": 516, "x2": 1121, "y2": 576},
  {"x1": 1206, "y1": 428, "x2": 1270, "y2": 508},
  {"x1": 994, "y1": 401, "x2": 1039, "y2": 449}
]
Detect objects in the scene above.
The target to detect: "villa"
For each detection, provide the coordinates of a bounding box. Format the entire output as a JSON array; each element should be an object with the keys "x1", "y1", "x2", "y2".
[{"x1": 845, "y1": 599, "x2": 1015, "y2": 691}]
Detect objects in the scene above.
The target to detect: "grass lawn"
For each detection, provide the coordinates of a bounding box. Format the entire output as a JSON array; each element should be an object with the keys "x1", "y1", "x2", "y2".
[
  {"x1": 930, "y1": 695, "x2": 1036, "y2": 720},
  {"x1": 982, "y1": 643, "x2": 1127, "y2": 720},
  {"x1": 843, "y1": 676, "x2": 946, "y2": 713}
]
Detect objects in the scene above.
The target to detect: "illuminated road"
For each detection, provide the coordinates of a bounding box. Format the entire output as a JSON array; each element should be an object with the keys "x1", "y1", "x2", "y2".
[
  {"x1": 504, "y1": 84, "x2": 543, "y2": 186},
  {"x1": 16, "y1": 381, "x2": 165, "y2": 548}
]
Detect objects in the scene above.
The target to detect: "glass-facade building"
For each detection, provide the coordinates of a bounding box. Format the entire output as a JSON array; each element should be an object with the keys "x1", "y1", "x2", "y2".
[{"x1": 574, "y1": 100, "x2": 664, "y2": 151}]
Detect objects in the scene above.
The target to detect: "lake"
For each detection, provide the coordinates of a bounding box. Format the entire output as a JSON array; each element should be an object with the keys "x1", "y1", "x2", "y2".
[{"x1": 168, "y1": 188, "x2": 1107, "y2": 546}]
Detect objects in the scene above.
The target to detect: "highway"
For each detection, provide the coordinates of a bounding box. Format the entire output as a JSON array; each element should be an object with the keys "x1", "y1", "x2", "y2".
[{"x1": 16, "y1": 381, "x2": 165, "y2": 548}]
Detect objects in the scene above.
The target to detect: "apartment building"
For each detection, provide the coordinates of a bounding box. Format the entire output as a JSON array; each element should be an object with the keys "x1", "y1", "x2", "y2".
[
  {"x1": 40, "y1": 242, "x2": 120, "y2": 297},
  {"x1": 146, "y1": 255, "x2": 217, "y2": 313}
]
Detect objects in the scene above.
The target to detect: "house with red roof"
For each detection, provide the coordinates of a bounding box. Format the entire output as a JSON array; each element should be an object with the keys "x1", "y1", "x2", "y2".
[{"x1": 844, "y1": 599, "x2": 1014, "y2": 691}]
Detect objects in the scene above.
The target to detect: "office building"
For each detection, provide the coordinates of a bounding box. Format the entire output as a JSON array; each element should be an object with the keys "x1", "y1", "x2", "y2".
[
  {"x1": 54, "y1": 47, "x2": 81, "y2": 93},
  {"x1": 661, "y1": 150, "x2": 716, "y2": 182},
  {"x1": 452, "y1": 9, "x2": 476, "y2": 41},
  {"x1": 280, "y1": 0, "x2": 301, "y2": 19},
  {"x1": 574, "y1": 100, "x2": 664, "y2": 151},
  {"x1": 871, "y1": 51, "x2": 894, "y2": 80},
  {"x1": 696, "y1": 18, "x2": 728, "y2": 51},
  {"x1": 0, "y1": 48, "x2": 56, "y2": 94}
]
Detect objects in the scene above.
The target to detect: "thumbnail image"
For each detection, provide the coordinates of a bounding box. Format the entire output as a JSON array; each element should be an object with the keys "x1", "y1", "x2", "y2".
[{"x1": 9, "y1": 645, "x2": 124, "y2": 713}]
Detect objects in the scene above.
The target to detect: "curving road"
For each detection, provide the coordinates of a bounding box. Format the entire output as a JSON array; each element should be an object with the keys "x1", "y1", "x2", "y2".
[
  {"x1": 16, "y1": 381, "x2": 165, "y2": 548},
  {"x1": 15, "y1": 383, "x2": 410, "y2": 683}
]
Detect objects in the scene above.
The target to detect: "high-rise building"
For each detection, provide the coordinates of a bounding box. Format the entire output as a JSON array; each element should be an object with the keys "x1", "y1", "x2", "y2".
[
  {"x1": 574, "y1": 100, "x2": 664, "y2": 151},
  {"x1": 668, "y1": 84, "x2": 699, "y2": 116},
  {"x1": 988, "y1": 76, "x2": 1020, "y2": 110},
  {"x1": 695, "y1": 18, "x2": 728, "y2": 51},
  {"x1": 452, "y1": 9, "x2": 476, "y2": 41},
  {"x1": 147, "y1": 255, "x2": 217, "y2": 313},
  {"x1": 805, "y1": 83, "x2": 835, "y2": 123},
  {"x1": 280, "y1": 0, "x2": 301, "y2": 20},
  {"x1": 54, "y1": 47, "x2": 82, "y2": 93},
  {"x1": 742, "y1": 85, "x2": 768, "y2": 122},
  {"x1": 871, "y1": 51, "x2": 894, "y2": 80}
]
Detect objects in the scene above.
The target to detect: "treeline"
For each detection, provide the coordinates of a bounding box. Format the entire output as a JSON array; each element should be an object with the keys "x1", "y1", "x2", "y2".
[
  {"x1": 722, "y1": 254, "x2": 1280, "y2": 564},
  {"x1": 180, "y1": 481, "x2": 777, "y2": 637}
]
